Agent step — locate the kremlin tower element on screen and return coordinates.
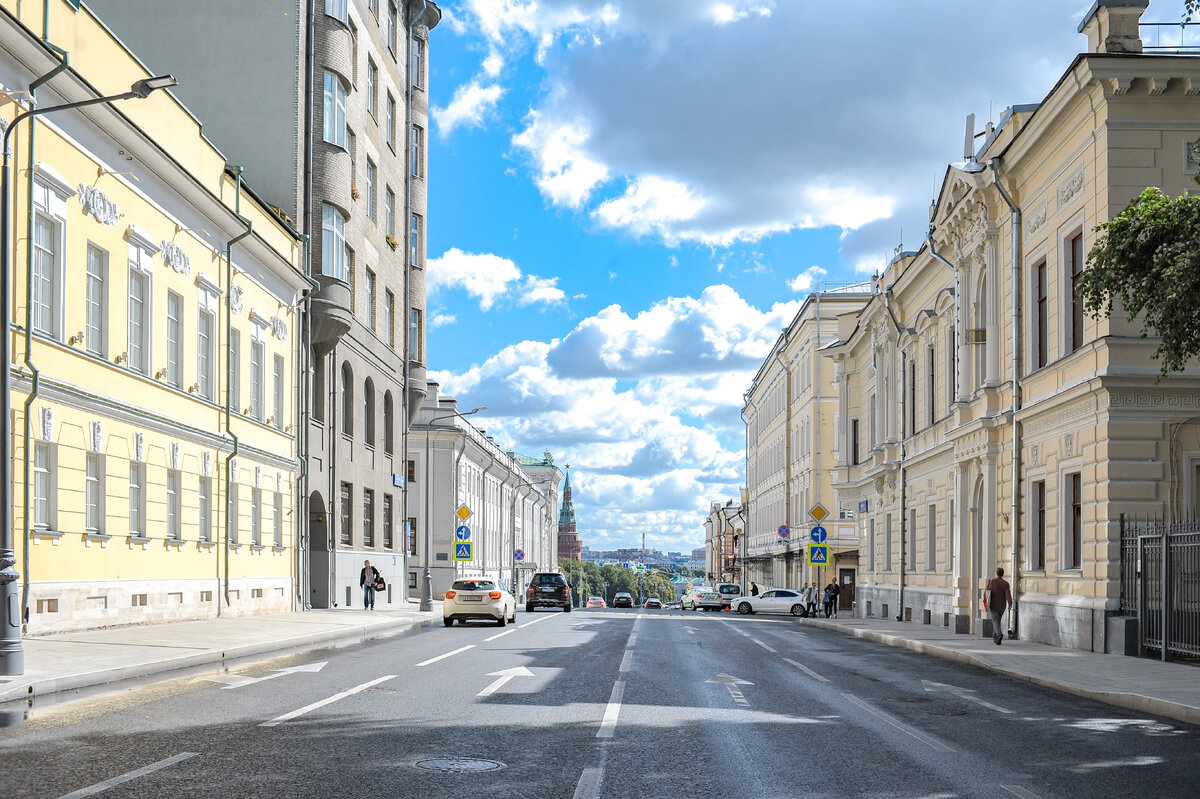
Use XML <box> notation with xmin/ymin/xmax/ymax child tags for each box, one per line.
<box><xmin>557</xmin><ymin>466</ymin><xmax>582</xmax><ymax>560</ymax></box>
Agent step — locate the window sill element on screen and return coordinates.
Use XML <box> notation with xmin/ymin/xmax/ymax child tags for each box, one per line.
<box><xmin>84</xmin><ymin>532</ymin><xmax>111</xmax><ymax>547</ymax></box>
<box><xmin>250</xmin><ymin>544</ymin><xmax>266</xmax><ymax>553</ymax></box>
<box><xmin>31</xmin><ymin>528</ymin><xmax>63</xmax><ymax>544</ymax></box>
<box><xmin>128</xmin><ymin>535</ymin><xmax>151</xmax><ymax>549</ymax></box>
<box><xmin>165</xmin><ymin>538</ymin><xmax>187</xmax><ymax>550</ymax></box>
<box><xmin>272</xmin><ymin>545</ymin><xmax>287</xmax><ymax>553</ymax></box>
<box><xmin>229</xmin><ymin>542</ymin><xmax>243</xmax><ymax>551</ymax></box>
<box><xmin>197</xmin><ymin>540</ymin><xmax>218</xmax><ymax>551</ymax></box>
<box><xmin>1054</xmin><ymin>568</ymin><xmax>1083</xmax><ymax>576</ymax></box>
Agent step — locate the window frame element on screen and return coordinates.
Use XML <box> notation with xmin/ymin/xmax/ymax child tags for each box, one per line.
<box><xmin>129</xmin><ymin>461</ymin><xmax>146</xmax><ymax>538</ymax></box>
<box><xmin>366</xmin><ymin>158</ymin><xmax>377</xmax><ymax>221</ymax></box>
<box><xmin>367</xmin><ymin>58</ymin><xmax>378</xmax><ymax>119</ymax></box>
<box><xmin>198</xmin><ymin>476</ymin><xmax>212</xmax><ymax>543</ymax></box>
<box><xmin>410</xmin><ymin>125</ymin><xmax>423</xmax><ymax>178</ymax></box>
<box><xmin>33</xmin><ymin>442</ymin><xmax>56</xmax><ymax>532</ymax></box>
<box><xmin>323</xmin><ymin>71</ymin><xmax>348</xmax><ymax>147</ymax></box>
<box><xmin>167</xmin><ymin>468</ymin><xmax>182</xmax><ymax>541</ymax></box>
<box><xmin>412</xmin><ymin>36</ymin><xmax>425</xmax><ymax>89</ymax></box>
<box><xmin>85</xmin><ymin>244</ymin><xmax>108</xmax><ymax>357</ymax></box>
<box><xmin>321</xmin><ymin>204</ymin><xmax>349</xmax><ymax>280</ymax></box>
<box><xmin>410</xmin><ymin>212</ymin><xmax>422</xmax><ymax>267</ymax></box>
<box><xmin>273</xmin><ymin>491</ymin><xmax>284</xmax><ymax>548</ymax></box>
<box><xmin>273</xmin><ymin>354</ymin><xmax>285</xmax><ymax>429</ymax></box>
<box><xmin>127</xmin><ymin>249</ymin><xmax>153</xmax><ymax>375</ymax></box>
<box><xmin>85</xmin><ymin>452</ymin><xmax>105</xmax><ymax>537</ymax></box>
<box><xmin>167</xmin><ymin>291</ymin><xmax>184</xmax><ymax>388</ymax></box>
<box><xmin>340</xmin><ymin>482</ymin><xmax>353</xmax><ymax>545</ymax></box>
<box><xmin>363</xmin><ymin>487</ymin><xmax>375</xmax><ymax>548</ymax></box>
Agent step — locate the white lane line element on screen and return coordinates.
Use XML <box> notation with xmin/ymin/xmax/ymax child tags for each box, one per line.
<box><xmin>619</xmin><ymin>650</ymin><xmax>633</xmax><ymax>673</ymax></box>
<box><xmin>484</xmin><ymin>628</ymin><xmax>517</xmax><ymax>642</ymax></box>
<box><xmin>841</xmin><ymin>692</ymin><xmax>954</xmax><ymax>753</ymax></box>
<box><xmin>416</xmin><ymin>645</ymin><xmax>474</xmax><ymax>666</ymax></box>
<box><xmin>783</xmin><ymin>657</ymin><xmax>829</xmax><ymax>683</ymax></box>
<box><xmin>597</xmin><ymin>679</ymin><xmax>626</xmax><ymax>738</ymax></box>
<box><xmin>56</xmin><ymin>752</ymin><xmax>198</xmax><ymax>798</ymax></box>
<box><xmin>261</xmin><ymin>675</ymin><xmax>396</xmax><ymax>727</ymax></box>
<box><xmin>751</xmin><ymin>638</ymin><xmax>777</xmax><ymax>653</ymax></box>
<box><xmin>573</xmin><ymin>767</ymin><xmax>603</xmax><ymax>799</ymax></box>
<box><xmin>626</xmin><ymin>635</ymin><xmax>637</xmax><ymax>648</ymax></box>
<box><xmin>1000</xmin><ymin>786</ymin><xmax>1045</xmax><ymax>799</ymax></box>
<box><xmin>519</xmin><ymin>613</ymin><xmax>560</xmax><ymax>628</ymax></box>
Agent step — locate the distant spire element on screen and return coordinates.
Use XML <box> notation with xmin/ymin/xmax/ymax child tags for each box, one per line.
<box><xmin>558</xmin><ymin>466</ymin><xmax>576</xmax><ymax>529</ymax></box>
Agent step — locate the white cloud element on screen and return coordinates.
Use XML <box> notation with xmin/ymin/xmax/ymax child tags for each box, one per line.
<box><xmin>517</xmin><ymin>275</ymin><xmax>566</xmax><ymax>306</ymax></box>
<box><xmin>431</xmin><ymin>312</ymin><xmax>457</xmax><ymax>328</ymax></box>
<box><xmin>433</xmin><ymin>81</ymin><xmax>503</xmax><ymax>136</ymax></box>
<box><xmin>482</xmin><ymin>50</ymin><xmax>504</xmax><ymax>77</ymax></box>
<box><xmin>427</xmin><ymin>248</ymin><xmax>565</xmax><ymax>311</ymax></box>
<box><xmin>512</xmin><ymin>110</ymin><xmax>610</xmax><ymax>208</ymax></box>
<box><xmin>788</xmin><ymin>265</ymin><xmax>828</xmax><ymax>293</ymax></box>
<box><xmin>592</xmin><ymin>176</ymin><xmax>707</xmax><ymax>243</ymax></box>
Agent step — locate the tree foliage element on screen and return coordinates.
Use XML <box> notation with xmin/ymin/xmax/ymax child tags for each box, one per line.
<box><xmin>1079</xmin><ymin>187</ymin><xmax>1200</xmax><ymax>376</ymax></box>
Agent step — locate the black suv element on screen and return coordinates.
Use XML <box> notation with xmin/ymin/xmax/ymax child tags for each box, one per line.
<box><xmin>525</xmin><ymin>571</ymin><xmax>572</xmax><ymax>612</ymax></box>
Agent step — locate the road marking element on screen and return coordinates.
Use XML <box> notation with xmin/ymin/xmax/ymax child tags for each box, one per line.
<box><xmin>841</xmin><ymin>692</ymin><xmax>954</xmax><ymax>752</ymax></box>
<box><xmin>1000</xmin><ymin>785</ymin><xmax>1045</xmax><ymax>799</ymax></box>
<box><xmin>573</xmin><ymin>767</ymin><xmax>603</xmax><ymax>799</ymax></box>
<box><xmin>477</xmin><ymin>666</ymin><xmax>534</xmax><ymax>697</ymax></box>
<box><xmin>922</xmin><ymin>680</ymin><xmax>1013</xmax><ymax>713</ymax></box>
<box><xmin>751</xmin><ymin>638</ymin><xmax>777</xmax><ymax>653</ymax></box>
<box><xmin>683</xmin><ymin>625</ymin><xmax>697</xmax><ymax>635</ymax></box>
<box><xmin>205</xmin><ymin>661</ymin><xmax>327</xmax><ymax>689</ymax></box>
<box><xmin>783</xmin><ymin>657</ymin><xmax>829</xmax><ymax>683</ymax></box>
<box><xmin>483</xmin><ymin>629</ymin><xmax>516</xmax><ymax>642</ymax></box>
<box><xmin>261</xmin><ymin>675</ymin><xmax>395</xmax><ymax>727</ymax></box>
<box><xmin>626</xmin><ymin>635</ymin><xmax>637</xmax><ymax>648</ymax></box>
<box><xmin>416</xmin><ymin>645</ymin><xmax>474</xmax><ymax>666</ymax></box>
<box><xmin>56</xmin><ymin>752</ymin><xmax>198</xmax><ymax>798</ymax></box>
<box><xmin>619</xmin><ymin>650</ymin><xmax>633</xmax><ymax>672</ymax></box>
<box><xmin>518</xmin><ymin>613</ymin><xmax>560</xmax><ymax>628</ymax></box>
<box><xmin>597</xmin><ymin>679</ymin><xmax>626</xmax><ymax>738</ymax></box>
<box><xmin>707</xmin><ymin>673</ymin><xmax>753</xmax><ymax>707</ymax></box>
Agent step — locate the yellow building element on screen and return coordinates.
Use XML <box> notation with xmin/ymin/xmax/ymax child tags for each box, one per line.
<box><xmin>2</xmin><ymin>0</ymin><xmax>308</xmax><ymax>634</ymax></box>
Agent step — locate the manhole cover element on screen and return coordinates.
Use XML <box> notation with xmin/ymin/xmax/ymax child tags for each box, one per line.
<box><xmin>414</xmin><ymin>757</ymin><xmax>506</xmax><ymax>774</ymax></box>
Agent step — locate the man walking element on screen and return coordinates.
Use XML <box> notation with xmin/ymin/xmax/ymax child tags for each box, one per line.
<box><xmin>829</xmin><ymin>579</ymin><xmax>841</xmax><ymax>618</ymax></box>
<box><xmin>984</xmin><ymin>567</ymin><xmax>1013</xmax><ymax>645</ymax></box>
<box><xmin>806</xmin><ymin>581</ymin><xmax>820</xmax><ymax>618</ymax></box>
<box><xmin>360</xmin><ymin>559</ymin><xmax>381</xmax><ymax>610</ymax></box>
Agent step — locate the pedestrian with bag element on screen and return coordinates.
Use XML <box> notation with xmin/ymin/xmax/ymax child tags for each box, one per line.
<box><xmin>360</xmin><ymin>559</ymin><xmax>382</xmax><ymax>610</ymax></box>
<box><xmin>984</xmin><ymin>566</ymin><xmax>1013</xmax><ymax>645</ymax></box>
<box><xmin>829</xmin><ymin>579</ymin><xmax>841</xmax><ymax>618</ymax></box>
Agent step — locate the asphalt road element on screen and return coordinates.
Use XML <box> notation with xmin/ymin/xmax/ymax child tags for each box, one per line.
<box><xmin>2</xmin><ymin>607</ymin><xmax>1198</xmax><ymax>798</ymax></box>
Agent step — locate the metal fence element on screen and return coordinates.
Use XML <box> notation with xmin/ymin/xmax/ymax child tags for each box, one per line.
<box><xmin>1119</xmin><ymin>515</ymin><xmax>1200</xmax><ymax>661</ymax></box>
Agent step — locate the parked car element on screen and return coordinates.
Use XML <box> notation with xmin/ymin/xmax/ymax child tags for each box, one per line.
<box><xmin>643</xmin><ymin>597</ymin><xmax>663</xmax><ymax>609</ymax></box>
<box><xmin>586</xmin><ymin>596</ymin><xmax>606</xmax><ymax>608</ymax></box>
<box><xmin>525</xmin><ymin>571</ymin><xmax>572</xmax><ymax>612</ymax></box>
<box><xmin>715</xmin><ymin>582</ymin><xmax>742</xmax><ymax>610</ymax></box>
<box><xmin>443</xmin><ymin>578</ymin><xmax>517</xmax><ymax>626</ymax></box>
<box><xmin>731</xmin><ymin>588</ymin><xmax>809</xmax><ymax>617</ymax></box>
<box><xmin>681</xmin><ymin>586</ymin><xmax>723</xmax><ymax>611</ymax></box>
<box><xmin>612</xmin><ymin>592</ymin><xmax>634</xmax><ymax>608</ymax></box>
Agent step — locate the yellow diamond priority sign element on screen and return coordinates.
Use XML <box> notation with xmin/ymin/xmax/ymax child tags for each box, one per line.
<box><xmin>809</xmin><ymin>502</ymin><xmax>828</xmax><ymax>523</ymax></box>
<box><xmin>456</xmin><ymin>504</ymin><xmax>472</xmax><ymax>521</ymax></box>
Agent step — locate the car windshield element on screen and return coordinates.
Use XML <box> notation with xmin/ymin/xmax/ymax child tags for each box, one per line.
<box><xmin>534</xmin><ymin>574</ymin><xmax>565</xmax><ymax>585</ymax></box>
<box><xmin>452</xmin><ymin>580</ymin><xmax>495</xmax><ymax>591</ymax></box>
<box><xmin>718</xmin><ymin>585</ymin><xmax>739</xmax><ymax>595</ymax></box>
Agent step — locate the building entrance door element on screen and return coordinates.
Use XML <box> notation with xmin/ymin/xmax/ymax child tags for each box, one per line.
<box><xmin>839</xmin><ymin>568</ymin><xmax>855</xmax><ymax>610</ymax></box>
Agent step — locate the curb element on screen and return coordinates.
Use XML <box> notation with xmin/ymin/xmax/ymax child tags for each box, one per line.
<box><xmin>0</xmin><ymin>614</ymin><xmax>438</xmax><ymax>706</ymax></box>
<box><xmin>804</xmin><ymin>618</ymin><xmax>1200</xmax><ymax>727</ymax></box>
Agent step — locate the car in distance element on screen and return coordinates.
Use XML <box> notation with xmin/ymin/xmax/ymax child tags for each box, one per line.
<box><xmin>643</xmin><ymin>597</ymin><xmax>663</xmax><ymax>609</ymax></box>
<box><xmin>731</xmin><ymin>588</ymin><xmax>809</xmax><ymax>617</ymax></box>
<box><xmin>443</xmin><ymin>578</ymin><xmax>516</xmax><ymax>626</ymax></box>
<box><xmin>526</xmin><ymin>571</ymin><xmax>572</xmax><ymax>612</ymax></box>
<box><xmin>586</xmin><ymin>596</ymin><xmax>606</xmax><ymax>608</ymax></box>
<box><xmin>715</xmin><ymin>582</ymin><xmax>742</xmax><ymax>610</ymax></box>
<box><xmin>612</xmin><ymin>592</ymin><xmax>634</xmax><ymax>608</ymax></box>
<box><xmin>681</xmin><ymin>586</ymin><xmax>723</xmax><ymax>611</ymax></box>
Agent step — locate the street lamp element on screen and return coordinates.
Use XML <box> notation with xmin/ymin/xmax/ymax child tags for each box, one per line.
<box><xmin>0</xmin><ymin>75</ymin><xmax>177</xmax><ymax>676</ymax></box>
<box><xmin>419</xmin><ymin>405</ymin><xmax>484</xmax><ymax>612</ymax></box>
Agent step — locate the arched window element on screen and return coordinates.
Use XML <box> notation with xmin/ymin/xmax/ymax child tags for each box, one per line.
<box><xmin>383</xmin><ymin>391</ymin><xmax>394</xmax><ymax>454</ymax></box>
<box><xmin>363</xmin><ymin>378</ymin><xmax>376</xmax><ymax>446</ymax></box>
<box><xmin>341</xmin><ymin>362</ymin><xmax>354</xmax><ymax>437</ymax></box>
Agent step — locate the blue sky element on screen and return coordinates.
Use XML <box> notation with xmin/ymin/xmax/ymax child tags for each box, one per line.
<box><xmin>422</xmin><ymin>0</ymin><xmax>1176</xmax><ymax>553</ymax></box>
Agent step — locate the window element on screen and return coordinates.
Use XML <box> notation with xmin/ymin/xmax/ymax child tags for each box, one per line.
<box><xmin>273</xmin><ymin>354</ymin><xmax>285</xmax><ymax>429</ymax></box>
<box><xmin>926</xmin><ymin>504</ymin><xmax>936</xmax><ymax>571</ymax></box>
<box><xmin>340</xmin><ymin>482</ymin><xmax>353</xmax><ymax>545</ymax></box>
<box><xmin>907</xmin><ymin>358</ymin><xmax>917</xmax><ymax>435</ymax></box>
<box><xmin>386</xmin><ymin>188</ymin><xmax>396</xmax><ymax>238</ymax></box>
<box><xmin>167</xmin><ymin>292</ymin><xmax>183</xmax><ymax>388</ymax></box>
<box><xmin>850</xmin><ymin>419</ymin><xmax>860</xmax><ymax>466</ymax></box>
<box><xmin>364</xmin><ymin>488</ymin><xmax>375</xmax><ymax>548</ymax></box>
<box><xmin>1034</xmin><ymin>259</ymin><xmax>1048</xmax><ymax>369</ymax></box>
<box><xmin>323</xmin><ymin>71</ymin><xmax>348</xmax><ymax>147</ymax></box>
<box><xmin>228</xmin><ymin>482</ymin><xmax>239</xmax><ymax>545</ymax></box>
<box><xmin>1032</xmin><ymin>480</ymin><xmax>1046</xmax><ymax>570</ymax></box>
<box><xmin>85</xmin><ymin>245</ymin><xmax>107</xmax><ymax>357</ymax></box>
<box><xmin>386</xmin><ymin>93</ymin><xmax>396</xmax><ymax>149</ymax></box>
<box><xmin>1068</xmin><ymin>233</ymin><xmax>1085</xmax><ymax>353</ymax></box>
<box><xmin>927</xmin><ymin>346</ymin><xmax>936</xmax><ymax>427</ymax></box>
<box><xmin>129</xmin><ymin>462</ymin><xmax>146</xmax><ymax>537</ymax></box>
<box><xmin>31</xmin><ymin>214</ymin><xmax>59</xmax><ymax>338</ymax></box>
<box><xmin>33</xmin><ymin>443</ymin><xmax>55</xmax><ymax>531</ymax></box>
<box><xmin>383</xmin><ymin>494</ymin><xmax>393</xmax><ymax>548</ymax></box>
<box><xmin>410</xmin><ymin>125</ymin><xmax>423</xmax><ymax>177</ymax></box>
<box><xmin>412</xmin><ymin>37</ymin><xmax>424</xmax><ymax>89</ymax></box>
<box><xmin>1068</xmin><ymin>472</ymin><xmax>1082</xmax><ymax>569</ymax></box>
<box><xmin>321</xmin><ymin>204</ymin><xmax>348</xmax><ymax>280</ymax></box>
<box><xmin>408</xmin><ymin>308</ymin><xmax>422</xmax><ymax>361</ymax></box>
<box><xmin>407</xmin><ymin>516</ymin><xmax>417</xmax><ymax>554</ymax></box>
<box><xmin>884</xmin><ymin>514</ymin><xmax>893</xmax><ymax>572</ymax></box>
<box><xmin>167</xmin><ymin>469</ymin><xmax>182</xmax><ymax>540</ymax></box>
<box><xmin>273</xmin><ymin>492</ymin><xmax>283</xmax><ymax>547</ymax></box>
<box><xmin>251</xmin><ymin>338</ymin><xmax>265</xmax><ymax>420</ymax></box>
<box><xmin>369</xmin><ymin>0</ymin><xmax>378</xmax><ymax>20</ymax></box>
<box><xmin>127</xmin><ymin>268</ymin><xmax>150</xmax><ymax>375</ymax></box>
<box><xmin>313</xmin><ymin>358</ymin><xmax>326</xmax><ymax>423</ymax></box>
<box><xmin>868</xmin><ymin>518</ymin><xmax>875</xmax><ymax>572</ymax></box>
<box><xmin>366</xmin><ymin>269</ymin><xmax>376</xmax><ymax>330</ymax></box>
<box><xmin>230</xmin><ymin>328</ymin><xmax>242</xmax><ymax>411</ymax></box>
<box><xmin>384</xmin><ymin>290</ymin><xmax>395</xmax><ymax>347</ymax></box>
<box><xmin>342</xmin><ymin>362</ymin><xmax>355</xmax><ymax>437</ymax></box>
<box><xmin>325</xmin><ymin>0</ymin><xmax>347</xmax><ymax>23</ymax></box>
<box><xmin>348</xmin><ymin>19</ymin><xmax>359</xmax><ymax>83</ymax></box>
<box><xmin>364</xmin><ymin>378</ymin><xmax>376</xmax><ymax>446</ymax></box>
<box><xmin>85</xmin><ymin>453</ymin><xmax>105</xmax><ymax>536</ymax></box>
<box><xmin>252</xmin><ymin>488</ymin><xmax>262</xmax><ymax>546</ymax></box>
<box><xmin>198</xmin><ymin>307</ymin><xmax>215</xmax><ymax>400</ymax></box>
<box><xmin>908</xmin><ymin>508</ymin><xmax>917</xmax><ymax>571</ymax></box>
<box><xmin>366</xmin><ymin>159</ymin><xmax>377</xmax><ymax>221</ymax></box>
<box><xmin>410</xmin><ymin>213</ymin><xmax>422</xmax><ymax>266</ymax></box>
<box><xmin>367</xmin><ymin>58</ymin><xmax>378</xmax><ymax>117</ymax></box>
<box><xmin>198</xmin><ymin>477</ymin><xmax>211</xmax><ymax>543</ymax></box>
<box><xmin>407</xmin><ymin>459</ymin><xmax>416</xmax><ymax>484</ymax></box>
<box><xmin>383</xmin><ymin>391</ymin><xmax>394</xmax><ymax>454</ymax></box>
<box><xmin>388</xmin><ymin>1</ymin><xmax>398</xmax><ymax>53</ymax></box>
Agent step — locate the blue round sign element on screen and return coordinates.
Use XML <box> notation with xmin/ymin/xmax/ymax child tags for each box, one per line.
<box><xmin>810</xmin><ymin>525</ymin><xmax>827</xmax><ymax>543</ymax></box>
<box><xmin>778</xmin><ymin>524</ymin><xmax>790</xmax><ymax>539</ymax></box>
<box><xmin>455</xmin><ymin>525</ymin><xmax>471</xmax><ymax>541</ymax></box>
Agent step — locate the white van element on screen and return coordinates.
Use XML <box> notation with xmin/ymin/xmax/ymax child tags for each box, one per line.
<box><xmin>715</xmin><ymin>582</ymin><xmax>742</xmax><ymax>610</ymax></box>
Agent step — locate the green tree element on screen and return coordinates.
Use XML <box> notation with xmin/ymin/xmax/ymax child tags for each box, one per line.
<box><xmin>1079</xmin><ymin>187</ymin><xmax>1200</xmax><ymax>376</ymax></box>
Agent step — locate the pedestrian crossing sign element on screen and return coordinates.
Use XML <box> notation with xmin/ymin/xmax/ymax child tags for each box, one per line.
<box><xmin>807</xmin><ymin>544</ymin><xmax>828</xmax><ymax>565</ymax></box>
<box><xmin>454</xmin><ymin>542</ymin><xmax>474</xmax><ymax>561</ymax></box>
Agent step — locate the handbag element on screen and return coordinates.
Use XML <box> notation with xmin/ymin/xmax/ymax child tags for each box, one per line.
<box><xmin>374</xmin><ymin>576</ymin><xmax>386</xmax><ymax>591</ymax></box>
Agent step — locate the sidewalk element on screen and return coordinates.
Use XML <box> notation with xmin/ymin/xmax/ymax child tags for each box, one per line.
<box><xmin>802</xmin><ymin>614</ymin><xmax>1200</xmax><ymax>726</ymax></box>
<box><xmin>0</xmin><ymin>602</ymin><xmax>440</xmax><ymax>706</ymax></box>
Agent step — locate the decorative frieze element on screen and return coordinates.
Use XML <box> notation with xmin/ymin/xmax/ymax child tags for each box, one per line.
<box><xmin>39</xmin><ymin>407</ymin><xmax>54</xmax><ymax>442</ymax></box>
<box><xmin>230</xmin><ymin>285</ymin><xmax>244</xmax><ymax>314</ymax></box>
<box><xmin>134</xmin><ymin>432</ymin><xmax>145</xmax><ymax>462</ymax></box>
<box><xmin>90</xmin><ymin>421</ymin><xmax>103</xmax><ymax>453</ymax></box>
<box><xmin>77</xmin><ymin>184</ymin><xmax>120</xmax><ymax>226</ymax></box>
<box><xmin>202</xmin><ymin>451</ymin><xmax>212</xmax><ymax>477</ymax></box>
<box><xmin>1064</xmin><ymin>432</ymin><xmax>1075</xmax><ymax>458</ymax></box>
<box><xmin>160</xmin><ymin>241</ymin><xmax>191</xmax><ymax>275</ymax></box>
<box><xmin>170</xmin><ymin>442</ymin><xmax>181</xmax><ymax>470</ymax></box>
<box><xmin>270</xmin><ymin>316</ymin><xmax>289</xmax><ymax>341</ymax></box>
<box><xmin>1026</xmin><ymin>205</ymin><xmax>1048</xmax><ymax>235</ymax></box>
<box><xmin>254</xmin><ymin>466</ymin><xmax>262</xmax><ymax>489</ymax></box>
<box><xmin>1057</xmin><ymin>169</ymin><xmax>1085</xmax><ymax>210</ymax></box>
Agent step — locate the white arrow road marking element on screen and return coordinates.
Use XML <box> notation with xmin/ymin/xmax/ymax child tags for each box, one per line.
<box><xmin>707</xmin><ymin>673</ymin><xmax>754</xmax><ymax>707</ymax></box>
<box><xmin>477</xmin><ymin>666</ymin><xmax>534</xmax><ymax>697</ymax></box>
<box><xmin>204</xmin><ymin>661</ymin><xmax>326</xmax><ymax>689</ymax></box>
<box><xmin>683</xmin><ymin>626</ymin><xmax>697</xmax><ymax>635</ymax></box>
<box><xmin>56</xmin><ymin>752</ymin><xmax>198</xmax><ymax>798</ymax></box>
<box><xmin>922</xmin><ymin>680</ymin><xmax>1013</xmax><ymax>714</ymax></box>
<box><xmin>261</xmin><ymin>675</ymin><xmax>395</xmax><ymax>727</ymax></box>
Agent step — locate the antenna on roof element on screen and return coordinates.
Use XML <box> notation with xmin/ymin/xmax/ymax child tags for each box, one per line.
<box><xmin>963</xmin><ymin>113</ymin><xmax>975</xmax><ymax>160</ymax></box>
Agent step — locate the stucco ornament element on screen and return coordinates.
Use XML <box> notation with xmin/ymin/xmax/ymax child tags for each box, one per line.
<box><xmin>202</xmin><ymin>451</ymin><xmax>211</xmax><ymax>477</ymax></box>
<box><xmin>77</xmin><ymin>184</ymin><xmax>120</xmax><ymax>226</ymax></box>
<box><xmin>170</xmin><ymin>442</ymin><xmax>181</xmax><ymax>470</ymax></box>
<box><xmin>134</xmin><ymin>433</ymin><xmax>145</xmax><ymax>463</ymax></box>
<box><xmin>231</xmin><ymin>285</ymin><xmax>244</xmax><ymax>314</ymax></box>
<box><xmin>39</xmin><ymin>407</ymin><xmax>54</xmax><ymax>442</ymax></box>
<box><xmin>90</xmin><ymin>421</ymin><xmax>103</xmax><ymax>453</ymax></box>
<box><xmin>270</xmin><ymin>316</ymin><xmax>288</xmax><ymax>341</ymax></box>
<box><xmin>160</xmin><ymin>241</ymin><xmax>191</xmax><ymax>275</ymax></box>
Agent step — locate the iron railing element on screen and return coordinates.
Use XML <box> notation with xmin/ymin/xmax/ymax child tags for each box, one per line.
<box><xmin>1139</xmin><ymin>22</ymin><xmax>1200</xmax><ymax>52</ymax></box>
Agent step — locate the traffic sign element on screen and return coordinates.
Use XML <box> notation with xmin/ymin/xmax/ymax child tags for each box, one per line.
<box><xmin>809</xmin><ymin>503</ymin><xmax>829</xmax><ymax>523</ymax></box>
<box><xmin>454</xmin><ymin>542</ymin><xmax>474</xmax><ymax>561</ymax></box>
<box><xmin>809</xmin><ymin>525</ymin><xmax>827</xmax><ymax>544</ymax></box>
<box><xmin>807</xmin><ymin>544</ymin><xmax>828</xmax><ymax>565</ymax></box>
<box><xmin>514</xmin><ymin>548</ymin><xmax>525</xmax><ymax>562</ymax></box>
<box><xmin>778</xmin><ymin>524</ymin><xmax>790</xmax><ymax>539</ymax></box>
<box><xmin>455</xmin><ymin>525</ymin><xmax>471</xmax><ymax>541</ymax></box>
<box><xmin>456</xmin><ymin>504</ymin><xmax>472</xmax><ymax>521</ymax></box>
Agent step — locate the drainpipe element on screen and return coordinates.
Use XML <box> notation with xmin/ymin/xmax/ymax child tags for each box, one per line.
<box><xmin>991</xmin><ymin>159</ymin><xmax>1022</xmax><ymax>640</ymax></box>
<box><xmin>884</xmin><ymin>287</ymin><xmax>907</xmax><ymax>620</ymax></box>
<box><xmin>224</xmin><ymin>166</ymin><xmax>253</xmax><ymax>609</ymax></box>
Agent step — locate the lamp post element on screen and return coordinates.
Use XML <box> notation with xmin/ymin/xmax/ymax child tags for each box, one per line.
<box><xmin>0</xmin><ymin>75</ymin><xmax>177</xmax><ymax>676</ymax></box>
<box><xmin>419</xmin><ymin>405</ymin><xmax>484</xmax><ymax>612</ymax></box>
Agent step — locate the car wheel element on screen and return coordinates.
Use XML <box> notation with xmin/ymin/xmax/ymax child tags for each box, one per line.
<box><xmin>443</xmin><ymin>618</ymin><xmax>453</xmax><ymax>627</ymax></box>
<box><xmin>526</xmin><ymin>603</ymin><xmax>534</xmax><ymax>613</ymax></box>
<box><xmin>564</xmin><ymin>604</ymin><xmax>572</xmax><ymax>613</ymax></box>
<box><xmin>509</xmin><ymin>608</ymin><xmax>517</xmax><ymax>623</ymax></box>
<box><xmin>497</xmin><ymin>614</ymin><xmax>507</xmax><ymax>627</ymax></box>
<box><xmin>738</xmin><ymin>602</ymin><xmax>752</xmax><ymax>615</ymax></box>
<box><xmin>791</xmin><ymin>604</ymin><xmax>805</xmax><ymax>617</ymax></box>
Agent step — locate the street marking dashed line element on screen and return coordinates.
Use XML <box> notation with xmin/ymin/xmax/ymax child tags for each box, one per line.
<box><xmin>415</xmin><ymin>645</ymin><xmax>474</xmax><ymax>666</ymax></box>
<box><xmin>751</xmin><ymin>638</ymin><xmax>777</xmax><ymax>653</ymax></box>
<box><xmin>56</xmin><ymin>752</ymin><xmax>198</xmax><ymax>798</ymax></box>
<box><xmin>262</xmin><ymin>675</ymin><xmax>396</xmax><ymax>727</ymax></box>
<box><xmin>597</xmin><ymin>679</ymin><xmax>625</xmax><ymax>738</ymax></box>
<box><xmin>841</xmin><ymin>692</ymin><xmax>954</xmax><ymax>752</ymax></box>
<box><xmin>784</xmin><ymin>657</ymin><xmax>829</xmax><ymax>683</ymax></box>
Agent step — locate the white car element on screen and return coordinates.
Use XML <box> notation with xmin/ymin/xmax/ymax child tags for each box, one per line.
<box><xmin>731</xmin><ymin>588</ymin><xmax>809</xmax><ymax>617</ymax></box>
<box><xmin>586</xmin><ymin>596</ymin><xmax>606</xmax><ymax>608</ymax></box>
<box><xmin>681</xmin><ymin>587</ymin><xmax>723</xmax><ymax>611</ymax></box>
<box><xmin>443</xmin><ymin>578</ymin><xmax>517</xmax><ymax>626</ymax></box>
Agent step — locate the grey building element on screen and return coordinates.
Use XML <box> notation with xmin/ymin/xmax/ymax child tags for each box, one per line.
<box><xmin>90</xmin><ymin>0</ymin><xmax>441</xmax><ymax>608</ymax></box>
